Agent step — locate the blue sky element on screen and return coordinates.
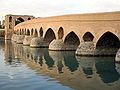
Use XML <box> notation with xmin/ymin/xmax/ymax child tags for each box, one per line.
<box><xmin>0</xmin><ymin>0</ymin><xmax>120</xmax><ymax>21</ymax></box>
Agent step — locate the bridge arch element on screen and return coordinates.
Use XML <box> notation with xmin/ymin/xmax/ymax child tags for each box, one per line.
<box><xmin>58</xmin><ymin>27</ymin><xmax>64</xmax><ymax>39</ymax></box>
<box><xmin>44</xmin><ymin>28</ymin><xmax>56</xmax><ymax>44</ymax></box>
<box><xmin>9</xmin><ymin>16</ymin><xmax>12</xmax><ymax>22</ymax></box>
<box><xmin>83</xmin><ymin>32</ymin><xmax>94</xmax><ymax>41</ymax></box>
<box><xmin>26</xmin><ymin>29</ymin><xmax>30</xmax><ymax>35</ymax></box>
<box><xmin>28</xmin><ymin>17</ymin><xmax>31</xmax><ymax>20</ymax></box>
<box><xmin>96</xmin><ymin>31</ymin><xmax>120</xmax><ymax>49</ymax></box>
<box><xmin>64</xmin><ymin>31</ymin><xmax>80</xmax><ymax>46</ymax></box>
<box><xmin>31</xmin><ymin>28</ymin><xmax>34</xmax><ymax>36</ymax></box>
<box><xmin>39</xmin><ymin>27</ymin><xmax>43</xmax><ymax>37</ymax></box>
<box><xmin>33</xmin><ymin>29</ymin><xmax>38</xmax><ymax>37</ymax></box>
<box><xmin>15</xmin><ymin>18</ymin><xmax>24</xmax><ymax>25</ymax></box>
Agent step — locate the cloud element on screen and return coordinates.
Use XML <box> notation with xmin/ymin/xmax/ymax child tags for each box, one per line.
<box><xmin>0</xmin><ymin>0</ymin><xmax>120</xmax><ymax>20</ymax></box>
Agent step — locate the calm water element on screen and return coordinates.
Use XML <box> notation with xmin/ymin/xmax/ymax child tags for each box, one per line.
<box><xmin>0</xmin><ymin>40</ymin><xmax>120</xmax><ymax>90</ymax></box>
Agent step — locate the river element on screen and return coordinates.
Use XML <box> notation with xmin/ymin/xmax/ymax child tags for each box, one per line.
<box><xmin>0</xmin><ymin>39</ymin><xmax>120</xmax><ymax>90</ymax></box>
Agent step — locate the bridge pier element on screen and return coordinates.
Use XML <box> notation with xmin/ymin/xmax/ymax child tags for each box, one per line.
<box><xmin>30</xmin><ymin>37</ymin><xmax>48</xmax><ymax>48</ymax></box>
<box><xmin>115</xmin><ymin>49</ymin><xmax>120</xmax><ymax>63</ymax></box>
<box><xmin>76</xmin><ymin>41</ymin><xmax>95</xmax><ymax>56</ymax></box>
<box><xmin>49</xmin><ymin>39</ymin><xmax>64</xmax><ymax>50</ymax></box>
<box><xmin>49</xmin><ymin>39</ymin><xmax>79</xmax><ymax>51</ymax></box>
<box><xmin>16</xmin><ymin>35</ymin><xmax>25</xmax><ymax>44</ymax></box>
<box><xmin>23</xmin><ymin>35</ymin><xmax>33</xmax><ymax>46</ymax></box>
<box><xmin>11</xmin><ymin>34</ymin><xmax>17</xmax><ymax>42</ymax></box>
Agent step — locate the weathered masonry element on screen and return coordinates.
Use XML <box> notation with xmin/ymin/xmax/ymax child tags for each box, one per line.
<box><xmin>5</xmin><ymin>12</ymin><xmax>120</xmax><ymax>62</ymax></box>
<box><xmin>5</xmin><ymin>14</ymin><xmax>34</xmax><ymax>40</ymax></box>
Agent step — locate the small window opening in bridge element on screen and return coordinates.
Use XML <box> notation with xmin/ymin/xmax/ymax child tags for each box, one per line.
<box><xmin>44</xmin><ymin>28</ymin><xmax>56</xmax><ymax>44</ymax></box>
<box><xmin>96</xmin><ymin>32</ymin><xmax>120</xmax><ymax>49</ymax></box>
<box><xmin>9</xmin><ymin>25</ymin><xmax>12</xmax><ymax>29</ymax></box>
<box><xmin>27</xmin><ymin>29</ymin><xmax>30</xmax><ymax>35</ymax></box>
<box><xmin>9</xmin><ymin>16</ymin><xmax>12</xmax><ymax>22</ymax></box>
<box><xmin>15</xmin><ymin>18</ymin><xmax>24</xmax><ymax>25</ymax></box>
<box><xmin>34</xmin><ymin>29</ymin><xmax>38</xmax><ymax>37</ymax></box>
<box><xmin>64</xmin><ymin>31</ymin><xmax>80</xmax><ymax>46</ymax></box>
<box><xmin>58</xmin><ymin>27</ymin><xmax>64</xmax><ymax>39</ymax></box>
<box><xmin>83</xmin><ymin>32</ymin><xmax>94</xmax><ymax>41</ymax></box>
<box><xmin>31</xmin><ymin>28</ymin><xmax>34</xmax><ymax>36</ymax></box>
<box><xmin>28</xmin><ymin>18</ymin><xmax>31</xmax><ymax>20</ymax></box>
<box><xmin>39</xmin><ymin>27</ymin><xmax>43</xmax><ymax>37</ymax></box>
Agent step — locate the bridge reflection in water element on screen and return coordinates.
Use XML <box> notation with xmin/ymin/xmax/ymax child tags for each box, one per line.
<box><xmin>4</xmin><ymin>40</ymin><xmax>120</xmax><ymax>90</ymax></box>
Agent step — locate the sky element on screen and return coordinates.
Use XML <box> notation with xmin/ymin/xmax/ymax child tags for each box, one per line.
<box><xmin>0</xmin><ymin>0</ymin><xmax>120</xmax><ymax>21</ymax></box>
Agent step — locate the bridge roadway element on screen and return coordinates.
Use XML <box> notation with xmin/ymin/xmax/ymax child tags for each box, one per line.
<box><xmin>11</xmin><ymin>11</ymin><xmax>120</xmax><ymax>62</ymax></box>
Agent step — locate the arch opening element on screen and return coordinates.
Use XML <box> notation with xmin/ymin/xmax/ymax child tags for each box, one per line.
<box><xmin>58</xmin><ymin>27</ymin><xmax>64</xmax><ymax>39</ymax></box>
<box><xmin>83</xmin><ymin>32</ymin><xmax>94</xmax><ymax>41</ymax></box>
<box><xmin>96</xmin><ymin>32</ymin><xmax>120</xmax><ymax>49</ymax></box>
<box><xmin>15</xmin><ymin>18</ymin><xmax>24</xmax><ymax>25</ymax></box>
<box><xmin>31</xmin><ymin>28</ymin><xmax>34</xmax><ymax>36</ymax></box>
<box><xmin>64</xmin><ymin>31</ymin><xmax>80</xmax><ymax>46</ymax></box>
<box><xmin>34</xmin><ymin>29</ymin><xmax>38</xmax><ymax>37</ymax></box>
<box><xmin>39</xmin><ymin>27</ymin><xmax>43</xmax><ymax>37</ymax></box>
<box><xmin>9</xmin><ymin>16</ymin><xmax>12</xmax><ymax>22</ymax></box>
<box><xmin>44</xmin><ymin>28</ymin><xmax>56</xmax><ymax>44</ymax></box>
<box><xmin>26</xmin><ymin>29</ymin><xmax>30</xmax><ymax>35</ymax></box>
<box><xmin>96</xmin><ymin>32</ymin><xmax>120</xmax><ymax>55</ymax></box>
<box><xmin>28</xmin><ymin>18</ymin><xmax>31</xmax><ymax>20</ymax></box>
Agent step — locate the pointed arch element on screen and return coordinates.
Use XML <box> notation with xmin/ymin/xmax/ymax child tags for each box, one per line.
<box><xmin>15</xmin><ymin>18</ymin><xmax>24</xmax><ymax>25</ymax></box>
<box><xmin>9</xmin><ymin>16</ymin><xmax>12</xmax><ymax>22</ymax></box>
<box><xmin>96</xmin><ymin>31</ymin><xmax>120</xmax><ymax>48</ymax></box>
<box><xmin>58</xmin><ymin>27</ymin><xmax>64</xmax><ymax>39</ymax></box>
<box><xmin>83</xmin><ymin>32</ymin><xmax>94</xmax><ymax>41</ymax></box>
<box><xmin>26</xmin><ymin>29</ymin><xmax>30</xmax><ymax>35</ymax></box>
<box><xmin>64</xmin><ymin>31</ymin><xmax>80</xmax><ymax>46</ymax></box>
<box><xmin>44</xmin><ymin>28</ymin><xmax>56</xmax><ymax>44</ymax></box>
<box><xmin>39</xmin><ymin>27</ymin><xmax>43</xmax><ymax>37</ymax></box>
<box><xmin>31</xmin><ymin>28</ymin><xmax>34</xmax><ymax>36</ymax></box>
<box><xmin>34</xmin><ymin>29</ymin><xmax>38</xmax><ymax>37</ymax></box>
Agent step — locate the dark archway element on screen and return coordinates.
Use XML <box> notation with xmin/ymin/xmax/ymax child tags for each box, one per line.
<box><xmin>58</xmin><ymin>27</ymin><xmax>64</xmax><ymax>39</ymax></box>
<box><xmin>64</xmin><ymin>31</ymin><xmax>80</xmax><ymax>46</ymax></box>
<box><xmin>26</xmin><ymin>29</ymin><xmax>30</xmax><ymax>35</ymax></box>
<box><xmin>34</xmin><ymin>29</ymin><xmax>38</xmax><ymax>37</ymax></box>
<box><xmin>83</xmin><ymin>32</ymin><xmax>94</xmax><ymax>41</ymax></box>
<box><xmin>44</xmin><ymin>28</ymin><xmax>56</xmax><ymax>44</ymax></box>
<box><xmin>28</xmin><ymin>18</ymin><xmax>31</xmax><ymax>20</ymax></box>
<box><xmin>96</xmin><ymin>32</ymin><xmax>120</xmax><ymax>49</ymax></box>
<box><xmin>31</xmin><ymin>28</ymin><xmax>34</xmax><ymax>36</ymax></box>
<box><xmin>39</xmin><ymin>27</ymin><xmax>43</xmax><ymax>37</ymax></box>
<box><xmin>15</xmin><ymin>18</ymin><xmax>24</xmax><ymax>25</ymax></box>
<box><xmin>9</xmin><ymin>16</ymin><xmax>12</xmax><ymax>22</ymax></box>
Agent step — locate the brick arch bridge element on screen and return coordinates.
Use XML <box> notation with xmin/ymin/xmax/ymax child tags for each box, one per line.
<box><xmin>11</xmin><ymin>12</ymin><xmax>120</xmax><ymax>56</ymax></box>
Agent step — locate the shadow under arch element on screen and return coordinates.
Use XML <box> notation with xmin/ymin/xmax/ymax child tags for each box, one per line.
<box><xmin>15</xmin><ymin>18</ymin><xmax>24</xmax><ymax>25</ymax></box>
<box><xmin>31</xmin><ymin>28</ymin><xmax>34</xmax><ymax>36</ymax></box>
<box><xmin>83</xmin><ymin>32</ymin><xmax>94</xmax><ymax>41</ymax></box>
<box><xmin>26</xmin><ymin>29</ymin><xmax>30</xmax><ymax>35</ymax></box>
<box><xmin>96</xmin><ymin>31</ymin><xmax>120</xmax><ymax>55</ymax></box>
<box><xmin>44</xmin><ymin>28</ymin><xmax>56</xmax><ymax>44</ymax></box>
<box><xmin>64</xmin><ymin>31</ymin><xmax>80</xmax><ymax>50</ymax></box>
<box><xmin>58</xmin><ymin>27</ymin><xmax>64</xmax><ymax>39</ymax></box>
<box><xmin>39</xmin><ymin>27</ymin><xmax>43</xmax><ymax>37</ymax></box>
<box><xmin>34</xmin><ymin>29</ymin><xmax>38</xmax><ymax>37</ymax></box>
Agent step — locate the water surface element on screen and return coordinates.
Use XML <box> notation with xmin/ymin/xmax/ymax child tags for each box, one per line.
<box><xmin>0</xmin><ymin>40</ymin><xmax>120</xmax><ymax>90</ymax></box>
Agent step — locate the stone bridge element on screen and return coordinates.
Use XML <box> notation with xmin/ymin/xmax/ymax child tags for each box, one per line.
<box><xmin>8</xmin><ymin>12</ymin><xmax>120</xmax><ymax>61</ymax></box>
